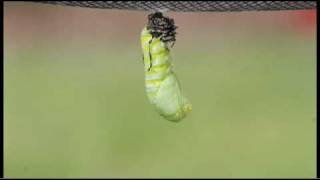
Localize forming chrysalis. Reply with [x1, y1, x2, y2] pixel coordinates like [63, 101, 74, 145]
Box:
[140, 12, 192, 122]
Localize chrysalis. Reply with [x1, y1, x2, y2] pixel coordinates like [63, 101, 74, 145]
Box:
[140, 12, 192, 122]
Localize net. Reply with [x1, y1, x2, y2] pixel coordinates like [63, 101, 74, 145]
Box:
[32, 1, 316, 12]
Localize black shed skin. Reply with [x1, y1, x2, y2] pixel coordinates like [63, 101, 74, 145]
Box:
[147, 12, 177, 44]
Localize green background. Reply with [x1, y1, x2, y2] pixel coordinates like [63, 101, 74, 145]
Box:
[4, 2, 316, 178]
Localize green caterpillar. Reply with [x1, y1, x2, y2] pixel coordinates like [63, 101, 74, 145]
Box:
[140, 12, 192, 122]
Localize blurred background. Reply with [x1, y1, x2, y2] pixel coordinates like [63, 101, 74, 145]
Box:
[4, 2, 316, 178]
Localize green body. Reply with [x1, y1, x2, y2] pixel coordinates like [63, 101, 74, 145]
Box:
[141, 28, 192, 122]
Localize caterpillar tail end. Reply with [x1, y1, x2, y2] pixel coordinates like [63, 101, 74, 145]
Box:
[163, 100, 192, 123]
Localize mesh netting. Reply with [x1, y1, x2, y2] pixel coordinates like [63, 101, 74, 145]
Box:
[32, 1, 316, 12]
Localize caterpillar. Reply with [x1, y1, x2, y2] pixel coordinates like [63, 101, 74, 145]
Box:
[140, 12, 192, 122]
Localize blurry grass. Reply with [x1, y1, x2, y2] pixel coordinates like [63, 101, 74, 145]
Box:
[4, 32, 316, 178]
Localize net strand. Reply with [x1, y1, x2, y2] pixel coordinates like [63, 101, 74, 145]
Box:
[31, 1, 316, 12]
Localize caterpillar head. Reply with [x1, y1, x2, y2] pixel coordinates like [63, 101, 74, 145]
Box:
[147, 12, 177, 46]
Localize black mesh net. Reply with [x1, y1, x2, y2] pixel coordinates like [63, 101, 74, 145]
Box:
[32, 1, 316, 12]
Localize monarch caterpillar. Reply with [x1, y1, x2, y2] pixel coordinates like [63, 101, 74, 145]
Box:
[140, 12, 192, 122]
